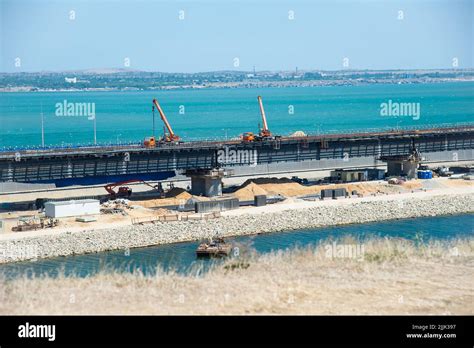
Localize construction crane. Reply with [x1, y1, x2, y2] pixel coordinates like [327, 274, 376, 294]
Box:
[257, 95, 272, 138]
[144, 99, 180, 147]
[242, 96, 278, 142]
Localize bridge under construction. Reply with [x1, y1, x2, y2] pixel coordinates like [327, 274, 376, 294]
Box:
[0, 124, 473, 196]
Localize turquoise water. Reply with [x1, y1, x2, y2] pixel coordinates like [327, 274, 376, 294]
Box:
[1, 82, 473, 148]
[1, 214, 472, 280]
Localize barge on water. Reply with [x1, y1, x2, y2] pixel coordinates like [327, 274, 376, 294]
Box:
[196, 237, 232, 257]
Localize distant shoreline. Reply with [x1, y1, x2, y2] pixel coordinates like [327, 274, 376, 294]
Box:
[1, 68, 472, 93]
[1, 78, 473, 93]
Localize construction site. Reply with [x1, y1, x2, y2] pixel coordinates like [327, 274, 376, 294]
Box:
[0, 161, 473, 241]
[0, 96, 473, 256]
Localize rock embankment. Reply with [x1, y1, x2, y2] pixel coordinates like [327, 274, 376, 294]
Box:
[1, 193, 473, 264]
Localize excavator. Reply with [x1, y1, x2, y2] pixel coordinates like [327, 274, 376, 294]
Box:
[104, 179, 164, 199]
[144, 98, 181, 148]
[242, 96, 279, 142]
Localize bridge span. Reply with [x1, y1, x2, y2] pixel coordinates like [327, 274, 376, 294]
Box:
[0, 125, 473, 194]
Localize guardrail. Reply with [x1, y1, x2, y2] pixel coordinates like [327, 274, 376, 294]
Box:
[1, 122, 472, 153]
[303, 122, 474, 137]
[0, 141, 142, 153]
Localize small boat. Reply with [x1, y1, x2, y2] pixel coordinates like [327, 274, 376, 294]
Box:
[196, 236, 232, 257]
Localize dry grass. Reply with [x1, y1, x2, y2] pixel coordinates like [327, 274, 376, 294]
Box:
[0, 238, 473, 315]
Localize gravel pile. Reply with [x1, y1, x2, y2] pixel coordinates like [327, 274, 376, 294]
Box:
[1, 193, 473, 264]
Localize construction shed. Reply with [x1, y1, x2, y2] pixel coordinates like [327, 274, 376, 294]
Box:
[330, 168, 385, 182]
[44, 199, 100, 218]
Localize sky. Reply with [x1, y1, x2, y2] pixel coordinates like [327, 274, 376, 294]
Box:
[0, 0, 472, 73]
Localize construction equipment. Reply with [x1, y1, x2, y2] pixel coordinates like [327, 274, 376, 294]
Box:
[241, 96, 279, 142]
[143, 136, 156, 148]
[242, 132, 256, 142]
[104, 179, 163, 199]
[435, 166, 454, 177]
[257, 95, 272, 138]
[291, 176, 309, 185]
[12, 216, 58, 232]
[152, 98, 181, 144]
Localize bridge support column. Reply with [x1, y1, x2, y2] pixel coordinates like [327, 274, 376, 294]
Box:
[386, 160, 418, 179]
[185, 168, 230, 197]
[380, 149, 422, 179]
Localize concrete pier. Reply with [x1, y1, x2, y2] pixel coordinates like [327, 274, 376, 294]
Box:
[186, 168, 230, 197]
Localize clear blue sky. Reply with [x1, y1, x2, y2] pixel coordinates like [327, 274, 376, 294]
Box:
[1, 0, 472, 72]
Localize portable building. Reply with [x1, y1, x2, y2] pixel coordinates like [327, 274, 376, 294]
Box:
[44, 199, 100, 218]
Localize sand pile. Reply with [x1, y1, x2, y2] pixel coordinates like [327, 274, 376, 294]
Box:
[165, 187, 192, 199]
[234, 182, 268, 200]
[401, 181, 423, 190]
[153, 208, 173, 215]
[234, 179, 407, 200]
[192, 196, 211, 202]
[241, 177, 294, 185]
[290, 131, 307, 137]
[349, 183, 383, 195]
[321, 182, 402, 196]
[234, 177, 294, 191]
[232, 178, 401, 200]
[259, 182, 309, 196]
[128, 207, 171, 218]
[132, 188, 192, 208]
[442, 179, 473, 188]
[233, 178, 294, 200]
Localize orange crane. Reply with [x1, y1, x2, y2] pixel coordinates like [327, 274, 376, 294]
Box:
[242, 96, 276, 142]
[144, 99, 180, 147]
[257, 95, 272, 138]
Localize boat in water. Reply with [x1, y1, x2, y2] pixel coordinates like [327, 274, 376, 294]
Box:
[196, 236, 232, 257]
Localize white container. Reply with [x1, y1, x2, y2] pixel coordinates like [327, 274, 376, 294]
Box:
[44, 199, 100, 218]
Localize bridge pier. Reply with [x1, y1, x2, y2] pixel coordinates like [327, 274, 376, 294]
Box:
[386, 160, 418, 179]
[380, 149, 422, 179]
[185, 168, 230, 197]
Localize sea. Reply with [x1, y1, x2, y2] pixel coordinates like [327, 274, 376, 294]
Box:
[0, 82, 473, 149]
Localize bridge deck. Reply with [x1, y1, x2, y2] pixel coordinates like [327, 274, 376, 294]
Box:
[1, 125, 473, 184]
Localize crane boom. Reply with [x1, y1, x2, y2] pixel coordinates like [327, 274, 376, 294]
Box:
[258, 96, 269, 132]
[257, 96, 272, 137]
[152, 98, 180, 141]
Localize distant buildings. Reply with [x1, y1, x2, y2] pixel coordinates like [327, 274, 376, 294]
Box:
[1, 69, 472, 92]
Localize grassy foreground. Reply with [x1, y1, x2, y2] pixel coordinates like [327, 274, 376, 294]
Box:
[0, 238, 473, 315]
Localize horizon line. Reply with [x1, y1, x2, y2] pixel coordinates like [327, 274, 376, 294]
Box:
[1, 67, 473, 75]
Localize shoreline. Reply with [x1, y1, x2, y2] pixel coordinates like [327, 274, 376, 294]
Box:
[2, 238, 473, 315]
[0, 191, 472, 264]
[1, 78, 473, 93]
